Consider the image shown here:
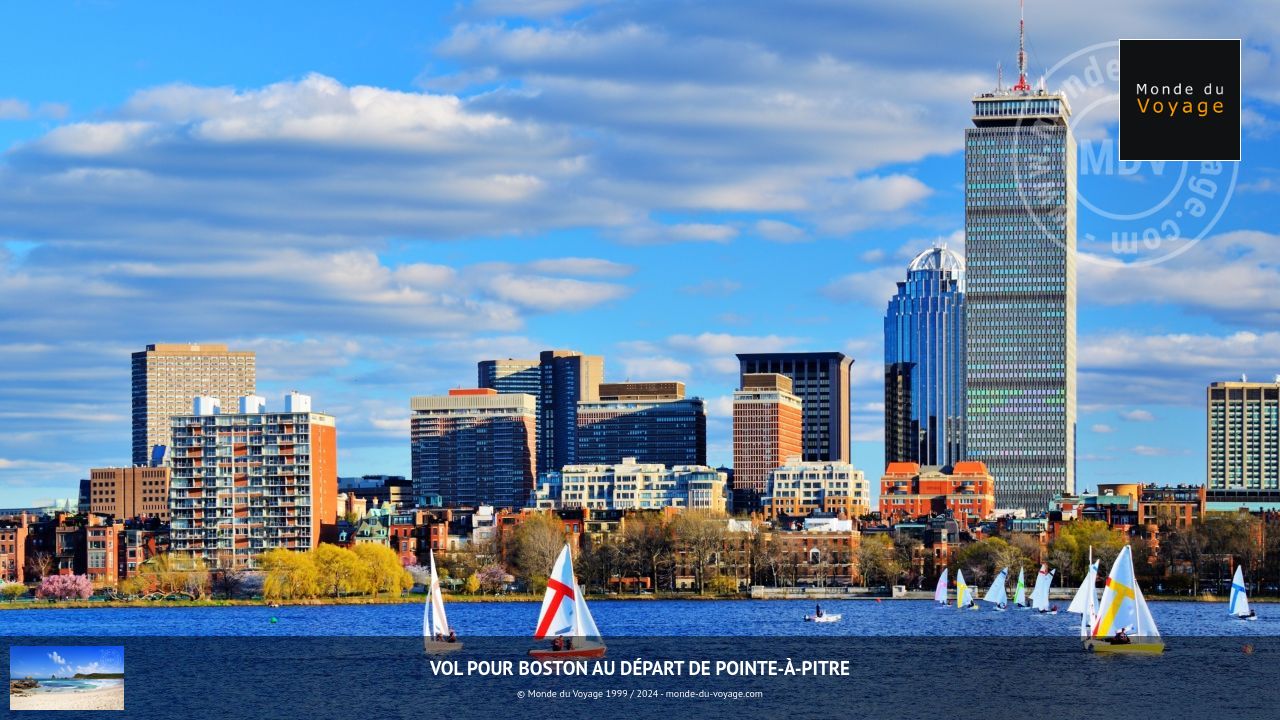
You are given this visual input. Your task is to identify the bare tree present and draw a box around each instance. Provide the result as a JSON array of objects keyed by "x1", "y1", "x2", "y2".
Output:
[
  {"x1": 25, "y1": 552, "x2": 54, "y2": 581},
  {"x1": 621, "y1": 514, "x2": 672, "y2": 592},
  {"x1": 670, "y1": 510, "x2": 726, "y2": 594}
]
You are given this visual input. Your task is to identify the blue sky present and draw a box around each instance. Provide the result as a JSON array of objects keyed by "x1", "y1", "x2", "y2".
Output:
[
  {"x1": 1, "y1": 1, "x2": 1279, "y2": 507},
  {"x1": 10, "y1": 646, "x2": 123, "y2": 678}
]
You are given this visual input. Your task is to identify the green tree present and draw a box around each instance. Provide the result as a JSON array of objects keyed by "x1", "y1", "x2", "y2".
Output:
[
  {"x1": 133, "y1": 553, "x2": 211, "y2": 598},
  {"x1": 857, "y1": 534, "x2": 901, "y2": 587},
  {"x1": 352, "y1": 543, "x2": 411, "y2": 595},
  {"x1": 0, "y1": 582, "x2": 26, "y2": 601},
  {"x1": 311, "y1": 544, "x2": 368, "y2": 598},
  {"x1": 259, "y1": 548, "x2": 319, "y2": 600},
  {"x1": 1047, "y1": 520, "x2": 1125, "y2": 587},
  {"x1": 955, "y1": 537, "x2": 1027, "y2": 589},
  {"x1": 707, "y1": 574, "x2": 740, "y2": 595}
]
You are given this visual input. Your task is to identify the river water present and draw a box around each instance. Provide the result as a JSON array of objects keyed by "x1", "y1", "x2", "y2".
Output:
[{"x1": 3, "y1": 598, "x2": 1275, "y2": 637}]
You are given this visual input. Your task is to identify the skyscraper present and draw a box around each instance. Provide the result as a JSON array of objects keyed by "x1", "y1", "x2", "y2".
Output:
[
  {"x1": 732, "y1": 373, "x2": 803, "y2": 510},
  {"x1": 478, "y1": 358, "x2": 542, "y2": 397},
  {"x1": 575, "y1": 382, "x2": 707, "y2": 467},
  {"x1": 1206, "y1": 378, "x2": 1280, "y2": 510},
  {"x1": 963, "y1": 11, "x2": 1077, "y2": 512},
  {"x1": 168, "y1": 392, "x2": 337, "y2": 569},
  {"x1": 737, "y1": 352, "x2": 852, "y2": 463},
  {"x1": 884, "y1": 246, "x2": 967, "y2": 467},
  {"x1": 410, "y1": 389, "x2": 537, "y2": 508},
  {"x1": 132, "y1": 343, "x2": 256, "y2": 466},
  {"x1": 538, "y1": 350, "x2": 604, "y2": 474}
]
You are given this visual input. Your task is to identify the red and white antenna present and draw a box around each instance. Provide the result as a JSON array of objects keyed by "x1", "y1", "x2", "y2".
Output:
[{"x1": 1013, "y1": 0, "x2": 1031, "y2": 91}]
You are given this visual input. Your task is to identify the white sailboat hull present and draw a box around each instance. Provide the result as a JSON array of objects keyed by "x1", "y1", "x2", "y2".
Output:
[
  {"x1": 805, "y1": 614, "x2": 842, "y2": 623},
  {"x1": 424, "y1": 640, "x2": 464, "y2": 654}
]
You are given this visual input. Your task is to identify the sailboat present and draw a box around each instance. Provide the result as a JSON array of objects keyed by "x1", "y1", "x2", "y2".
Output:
[
  {"x1": 1066, "y1": 559, "x2": 1100, "y2": 638},
  {"x1": 423, "y1": 551, "x2": 462, "y2": 653},
  {"x1": 1031, "y1": 564, "x2": 1057, "y2": 614},
  {"x1": 983, "y1": 567, "x2": 1009, "y2": 610},
  {"x1": 529, "y1": 543, "x2": 606, "y2": 660},
  {"x1": 1085, "y1": 545, "x2": 1164, "y2": 654},
  {"x1": 1229, "y1": 565, "x2": 1257, "y2": 621},
  {"x1": 955, "y1": 569, "x2": 977, "y2": 610},
  {"x1": 1013, "y1": 567, "x2": 1029, "y2": 609},
  {"x1": 934, "y1": 568, "x2": 950, "y2": 607}
]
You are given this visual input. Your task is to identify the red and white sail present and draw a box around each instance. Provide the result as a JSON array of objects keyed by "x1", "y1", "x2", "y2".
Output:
[{"x1": 534, "y1": 544, "x2": 596, "y2": 639}]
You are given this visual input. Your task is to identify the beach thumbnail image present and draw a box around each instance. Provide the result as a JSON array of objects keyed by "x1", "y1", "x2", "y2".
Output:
[{"x1": 9, "y1": 646, "x2": 124, "y2": 711}]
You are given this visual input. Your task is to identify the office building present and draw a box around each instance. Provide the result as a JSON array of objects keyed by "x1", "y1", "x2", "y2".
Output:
[
  {"x1": 765, "y1": 459, "x2": 869, "y2": 520},
  {"x1": 1139, "y1": 484, "x2": 1206, "y2": 529},
  {"x1": 168, "y1": 392, "x2": 338, "y2": 569},
  {"x1": 732, "y1": 373, "x2": 803, "y2": 510},
  {"x1": 538, "y1": 350, "x2": 604, "y2": 475},
  {"x1": 410, "y1": 389, "x2": 537, "y2": 509},
  {"x1": 478, "y1": 358, "x2": 542, "y2": 397},
  {"x1": 1207, "y1": 379, "x2": 1280, "y2": 510},
  {"x1": 878, "y1": 461, "x2": 995, "y2": 523},
  {"x1": 131, "y1": 343, "x2": 256, "y2": 466},
  {"x1": 963, "y1": 13, "x2": 1077, "y2": 512},
  {"x1": 884, "y1": 245, "x2": 967, "y2": 466},
  {"x1": 737, "y1": 352, "x2": 853, "y2": 463},
  {"x1": 87, "y1": 466, "x2": 172, "y2": 521},
  {"x1": 540, "y1": 458, "x2": 728, "y2": 512},
  {"x1": 576, "y1": 382, "x2": 706, "y2": 467}
]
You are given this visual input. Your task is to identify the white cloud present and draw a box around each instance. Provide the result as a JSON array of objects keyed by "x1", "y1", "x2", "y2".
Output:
[
  {"x1": 1091, "y1": 424, "x2": 1114, "y2": 434},
  {"x1": 1121, "y1": 409, "x2": 1155, "y2": 422},
  {"x1": 754, "y1": 219, "x2": 806, "y2": 243},
  {"x1": 619, "y1": 356, "x2": 693, "y2": 380},
  {"x1": 48, "y1": 652, "x2": 65, "y2": 665}
]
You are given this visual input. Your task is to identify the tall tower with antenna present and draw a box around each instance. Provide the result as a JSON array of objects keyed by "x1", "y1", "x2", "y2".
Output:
[
  {"x1": 962, "y1": 1, "x2": 1077, "y2": 513},
  {"x1": 1013, "y1": 0, "x2": 1031, "y2": 91}
]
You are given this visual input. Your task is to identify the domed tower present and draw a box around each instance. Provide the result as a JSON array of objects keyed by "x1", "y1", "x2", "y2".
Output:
[{"x1": 884, "y1": 244, "x2": 967, "y2": 468}]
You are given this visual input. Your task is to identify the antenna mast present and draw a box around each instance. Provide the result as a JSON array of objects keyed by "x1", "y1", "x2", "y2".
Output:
[{"x1": 1013, "y1": 0, "x2": 1031, "y2": 92}]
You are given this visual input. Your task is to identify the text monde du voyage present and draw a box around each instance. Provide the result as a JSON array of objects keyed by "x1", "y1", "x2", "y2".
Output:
[{"x1": 1134, "y1": 82, "x2": 1229, "y2": 118}]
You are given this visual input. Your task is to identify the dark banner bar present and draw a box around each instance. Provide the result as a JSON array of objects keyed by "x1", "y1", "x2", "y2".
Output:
[{"x1": 5, "y1": 636, "x2": 1277, "y2": 720}]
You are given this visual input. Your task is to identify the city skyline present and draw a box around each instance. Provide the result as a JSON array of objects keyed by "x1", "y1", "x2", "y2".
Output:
[{"x1": 2, "y1": 1, "x2": 1279, "y2": 507}]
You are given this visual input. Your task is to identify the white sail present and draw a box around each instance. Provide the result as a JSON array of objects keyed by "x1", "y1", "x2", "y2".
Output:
[
  {"x1": 1067, "y1": 560, "x2": 1099, "y2": 638},
  {"x1": 934, "y1": 568, "x2": 949, "y2": 604},
  {"x1": 983, "y1": 567, "x2": 1009, "y2": 605},
  {"x1": 1091, "y1": 545, "x2": 1160, "y2": 640},
  {"x1": 1031, "y1": 564, "x2": 1055, "y2": 611},
  {"x1": 1067, "y1": 560, "x2": 1099, "y2": 615},
  {"x1": 1013, "y1": 567, "x2": 1027, "y2": 607},
  {"x1": 573, "y1": 574, "x2": 601, "y2": 639},
  {"x1": 533, "y1": 543, "x2": 603, "y2": 643},
  {"x1": 426, "y1": 551, "x2": 450, "y2": 637},
  {"x1": 1229, "y1": 565, "x2": 1251, "y2": 618},
  {"x1": 956, "y1": 569, "x2": 972, "y2": 608}
]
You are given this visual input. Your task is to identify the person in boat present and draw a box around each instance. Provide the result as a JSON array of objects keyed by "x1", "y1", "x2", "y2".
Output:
[
  {"x1": 434, "y1": 632, "x2": 443, "y2": 643},
  {"x1": 997, "y1": 601, "x2": 1007, "y2": 610},
  {"x1": 565, "y1": 636, "x2": 574, "y2": 651},
  {"x1": 1050, "y1": 603, "x2": 1059, "y2": 613},
  {"x1": 1112, "y1": 628, "x2": 1131, "y2": 645},
  {"x1": 447, "y1": 629, "x2": 457, "y2": 643},
  {"x1": 551, "y1": 636, "x2": 563, "y2": 651},
  {"x1": 815, "y1": 603, "x2": 823, "y2": 618}
]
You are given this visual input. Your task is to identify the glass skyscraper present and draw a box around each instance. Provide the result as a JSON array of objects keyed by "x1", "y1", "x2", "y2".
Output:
[
  {"x1": 964, "y1": 83, "x2": 1077, "y2": 513},
  {"x1": 884, "y1": 246, "x2": 967, "y2": 467}
]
